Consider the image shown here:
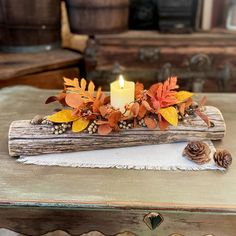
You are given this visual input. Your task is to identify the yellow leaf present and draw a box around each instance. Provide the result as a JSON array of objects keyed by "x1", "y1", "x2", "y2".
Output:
[
  {"x1": 176, "y1": 91, "x2": 193, "y2": 102},
  {"x1": 64, "y1": 77, "x2": 79, "y2": 88},
  {"x1": 72, "y1": 118, "x2": 89, "y2": 132},
  {"x1": 159, "y1": 107, "x2": 178, "y2": 126},
  {"x1": 47, "y1": 110, "x2": 75, "y2": 123},
  {"x1": 80, "y1": 78, "x2": 87, "y2": 91}
]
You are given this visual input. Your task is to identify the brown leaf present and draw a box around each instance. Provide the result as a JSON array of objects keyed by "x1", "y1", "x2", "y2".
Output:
[
  {"x1": 142, "y1": 100, "x2": 153, "y2": 111},
  {"x1": 98, "y1": 124, "x2": 112, "y2": 135},
  {"x1": 108, "y1": 111, "x2": 122, "y2": 127},
  {"x1": 199, "y1": 96, "x2": 207, "y2": 107},
  {"x1": 103, "y1": 96, "x2": 110, "y2": 105},
  {"x1": 179, "y1": 103, "x2": 186, "y2": 115},
  {"x1": 131, "y1": 102, "x2": 140, "y2": 117},
  {"x1": 45, "y1": 96, "x2": 58, "y2": 104},
  {"x1": 138, "y1": 104, "x2": 147, "y2": 119},
  {"x1": 144, "y1": 117, "x2": 157, "y2": 129},
  {"x1": 185, "y1": 97, "x2": 193, "y2": 108},
  {"x1": 158, "y1": 114, "x2": 169, "y2": 131},
  {"x1": 65, "y1": 93, "x2": 83, "y2": 108},
  {"x1": 195, "y1": 109, "x2": 211, "y2": 127},
  {"x1": 95, "y1": 120, "x2": 109, "y2": 125}
]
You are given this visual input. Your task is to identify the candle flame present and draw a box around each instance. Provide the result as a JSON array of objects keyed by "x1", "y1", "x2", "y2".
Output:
[{"x1": 119, "y1": 75, "x2": 125, "y2": 89}]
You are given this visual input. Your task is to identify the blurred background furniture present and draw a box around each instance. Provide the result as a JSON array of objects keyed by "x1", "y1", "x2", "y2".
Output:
[
  {"x1": 0, "y1": 49, "x2": 82, "y2": 89},
  {"x1": 1, "y1": 0, "x2": 236, "y2": 92}
]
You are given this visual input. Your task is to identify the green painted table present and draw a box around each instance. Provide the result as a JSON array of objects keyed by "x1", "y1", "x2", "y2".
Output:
[{"x1": 0, "y1": 86, "x2": 236, "y2": 236}]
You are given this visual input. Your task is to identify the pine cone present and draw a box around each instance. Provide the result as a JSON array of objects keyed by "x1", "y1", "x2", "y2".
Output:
[
  {"x1": 183, "y1": 141, "x2": 211, "y2": 164},
  {"x1": 213, "y1": 149, "x2": 232, "y2": 168}
]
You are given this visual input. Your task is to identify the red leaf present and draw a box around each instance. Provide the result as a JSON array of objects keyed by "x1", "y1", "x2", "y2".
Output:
[
  {"x1": 98, "y1": 124, "x2": 112, "y2": 135},
  {"x1": 148, "y1": 83, "x2": 161, "y2": 96},
  {"x1": 131, "y1": 102, "x2": 140, "y2": 117},
  {"x1": 144, "y1": 117, "x2": 157, "y2": 129}
]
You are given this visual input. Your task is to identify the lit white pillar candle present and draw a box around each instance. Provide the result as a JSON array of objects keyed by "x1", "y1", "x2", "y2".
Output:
[{"x1": 110, "y1": 75, "x2": 135, "y2": 113}]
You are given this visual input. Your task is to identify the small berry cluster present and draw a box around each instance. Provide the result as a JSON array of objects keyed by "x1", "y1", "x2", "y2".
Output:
[
  {"x1": 138, "y1": 118, "x2": 147, "y2": 127},
  {"x1": 87, "y1": 121, "x2": 98, "y2": 134},
  {"x1": 42, "y1": 116, "x2": 53, "y2": 126},
  {"x1": 119, "y1": 121, "x2": 133, "y2": 129},
  {"x1": 51, "y1": 123, "x2": 71, "y2": 135}
]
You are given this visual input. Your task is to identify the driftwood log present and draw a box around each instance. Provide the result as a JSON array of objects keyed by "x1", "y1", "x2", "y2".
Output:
[{"x1": 8, "y1": 106, "x2": 226, "y2": 157}]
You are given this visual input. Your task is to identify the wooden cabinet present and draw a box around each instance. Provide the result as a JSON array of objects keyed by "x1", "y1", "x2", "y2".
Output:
[
  {"x1": 85, "y1": 30, "x2": 236, "y2": 92},
  {"x1": 0, "y1": 49, "x2": 82, "y2": 89},
  {"x1": 1, "y1": 87, "x2": 236, "y2": 235}
]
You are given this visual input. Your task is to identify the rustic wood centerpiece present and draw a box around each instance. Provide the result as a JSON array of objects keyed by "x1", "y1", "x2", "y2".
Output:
[{"x1": 8, "y1": 76, "x2": 226, "y2": 157}]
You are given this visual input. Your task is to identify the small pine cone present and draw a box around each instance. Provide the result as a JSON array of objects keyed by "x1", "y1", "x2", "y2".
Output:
[
  {"x1": 183, "y1": 141, "x2": 211, "y2": 164},
  {"x1": 30, "y1": 115, "x2": 44, "y2": 125},
  {"x1": 213, "y1": 149, "x2": 232, "y2": 169}
]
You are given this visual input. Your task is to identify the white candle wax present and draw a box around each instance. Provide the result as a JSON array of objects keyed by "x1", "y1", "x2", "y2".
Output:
[{"x1": 110, "y1": 75, "x2": 135, "y2": 113}]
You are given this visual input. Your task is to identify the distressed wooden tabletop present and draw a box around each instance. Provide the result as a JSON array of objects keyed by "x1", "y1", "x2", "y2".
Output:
[{"x1": 0, "y1": 86, "x2": 236, "y2": 213}]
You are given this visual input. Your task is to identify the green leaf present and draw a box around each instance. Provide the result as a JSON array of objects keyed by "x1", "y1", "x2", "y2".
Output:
[{"x1": 159, "y1": 107, "x2": 178, "y2": 126}]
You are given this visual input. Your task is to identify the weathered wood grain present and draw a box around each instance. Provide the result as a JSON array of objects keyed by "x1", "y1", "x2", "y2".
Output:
[
  {"x1": 0, "y1": 207, "x2": 236, "y2": 236},
  {"x1": 2, "y1": 87, "x2": 236, "y2": 236},
  {"x1": 8, "y1": 106, "x2": 225, "y2": 157}
]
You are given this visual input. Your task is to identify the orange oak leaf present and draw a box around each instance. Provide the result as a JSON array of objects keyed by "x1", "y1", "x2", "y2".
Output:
[
  {"x1": 144, "y1": 117, "x2": 157, "y2": 129},
  {"x1": 80, "y1": 78, "x2": 87, "y2": 91},
  {"x1": 98, "y1": 124, "x2": 112, "y2": 135},
  {"x1": 64, "y1": 77, "x2": 79, "y2": 88},
  {"x1": 88, "y1": 81, "x2": 95, "y2": 98}
]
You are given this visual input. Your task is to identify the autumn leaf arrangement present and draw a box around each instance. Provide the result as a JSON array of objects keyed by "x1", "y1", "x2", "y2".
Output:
[{"x1": 44, "y1": 77, "x2": 213, "y2": 135}]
